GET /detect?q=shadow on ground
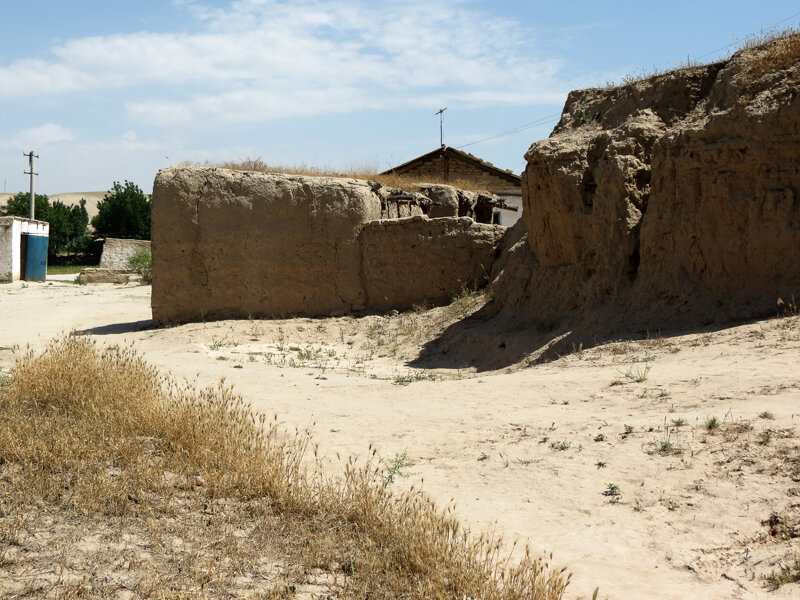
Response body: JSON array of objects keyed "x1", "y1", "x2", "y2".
[
  {"x1": 75, "y1": 320, "x2": 153, "y2": 336},
  {"x1": 407, "y1": 301, "x2": 778, "y2": 373}
]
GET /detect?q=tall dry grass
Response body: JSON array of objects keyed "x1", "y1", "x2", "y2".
[
  {"x1": 183, "y1": 157, "x2": 493, "y2": 194},
  {"x1": 602, "y1": 28, "x2": 800, "y2": 90},
  {"x1": 736, "y1": 28, "x2": 800, "y2": 85},
  {"x1": 0, "y1": 337, "x2": 572, "y2": 599}
]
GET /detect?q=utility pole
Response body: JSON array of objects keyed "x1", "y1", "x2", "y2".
[
  {"x1": 23, "y1": 151, "x2": 38, "y2": 220},
  {"x1": 435, "y1": 107, "x2": 447, "y2": 147}
]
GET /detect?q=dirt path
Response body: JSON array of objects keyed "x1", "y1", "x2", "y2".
[{"x1": 1, "y1": 278, "x2": 798, "y2": 599}]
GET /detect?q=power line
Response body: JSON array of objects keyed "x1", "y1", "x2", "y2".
[
  {"x1": 456, "y1": 112, "x2": 562, "y2": 149},
  {"x1": 455, "y1": 9, "x2": 800, "y2": 151},
  {"x1": 693, "y1": 10, "x2": 800, "y2": 62}
]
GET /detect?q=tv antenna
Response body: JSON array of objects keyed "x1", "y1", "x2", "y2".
[{"x1": 435, "y1": 107, "x2": 447, "y2": 147}]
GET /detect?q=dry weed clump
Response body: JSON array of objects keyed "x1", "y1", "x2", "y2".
[
  {"x1": 0, "y1": 336, "x2": 572, "y2": 599},
  {"x1": 736, "y1": 28, "x2": 800, "y2": 85},
  {"x1": 184, "y1": 157, "x2": 492, "y2": 195}
]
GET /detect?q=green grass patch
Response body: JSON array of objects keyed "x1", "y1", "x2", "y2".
[{"x1": 47, "y1": 264, "x2": 93, "y2": 275}]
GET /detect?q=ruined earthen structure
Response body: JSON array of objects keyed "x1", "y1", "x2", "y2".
[
  {"x1": 151, "y1": 168, "x2": 503, "y2": 325},
  {"x1": 488, "y1": 37, "x2": 800, "y2": 349},
  {"x1": 98, "y1": 238, "x2": 151, "y2": 270},
  {"x1": 152, "y1": 38, "x2": 800, "y2": 348},
  {"x1": 360, "y1": 216, "x2": 502, "y2": 312}
]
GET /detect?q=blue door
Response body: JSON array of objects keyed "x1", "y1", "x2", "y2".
[{"x1": 24, "y1": 234, "x2": 48, "y2": 281}]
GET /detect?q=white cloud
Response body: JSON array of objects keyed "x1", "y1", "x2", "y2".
[
  {"x1": 2, "y1": 123, "x2": 75, "y2": 149},
  {"x1": 122, "y1": 130, "x2": 138, "y2": 141},
  {"x1": 0, "y1": 1, "x2": 569, "y2": 125}
]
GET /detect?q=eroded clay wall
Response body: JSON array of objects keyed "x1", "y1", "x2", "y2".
[
  {"x1": 151, "y1": 168, "x2": 503, "y2": 324},
  {"x1": 152, "y1": 167, "x2": 381, "y2": 324},
  {"x1": 99, "y1": 238, "x2": 151, "y2": 270},
  {"x1": 494, "y1": 39, "x2": 800, "y2": 336},
  {"x1": 359, "y1": 216, "x2": 504, "y2": 312}
]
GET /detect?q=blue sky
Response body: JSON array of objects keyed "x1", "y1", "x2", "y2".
[{"x1": 2, "y1": 0, "x2": 799, "y2": 194}]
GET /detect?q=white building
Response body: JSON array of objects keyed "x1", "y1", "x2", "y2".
[{"x1": 0, "y1": 217, "x2": 50, "y2": 281}]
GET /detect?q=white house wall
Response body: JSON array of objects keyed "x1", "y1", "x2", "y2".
[{"x1": 0, "y1": 217, "x2": 50, "y2": 281}]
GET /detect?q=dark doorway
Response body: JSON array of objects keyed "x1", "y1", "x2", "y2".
[{"x1": 20, "y1": 233, "x2": 29, "y2": 280}]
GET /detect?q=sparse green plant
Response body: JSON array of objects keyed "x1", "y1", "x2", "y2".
[
  {"x1": 72, "y1": 275, "x2": 87, "y2": 285},
  {"x1": 478, "y1": 452, "x2": 490, "y2": 461},
  {"x1": 392, "y1": 370, "x2": 439, "y2": 385},
  {"x1": 380, "y1": 451, "x2": 415, "y2": 486},
  {"x1": 623, "y1": 425, "x2": 634, "y2": 435},
  {"x1": 595, "y1": 461, "x2": 607, "y2": 469},
  {"x1": 126, "y1": 248, "x2": 152, "y2": 284},
  {"x1": 621, "y1": 364, "x2": 651, "y2": 382},
  {"x1": 603, "y1": 483, "x2": 621, "y2": 503},
  {"x1": 659, "y1": 440, "x2": 678, "y2": 455},
  {"x1": 578, "y1": 93, "x2": 590, "y2": 124},
  {"x1": 759, "y1": 429, "x2": 773, "y2": 445},
  {"x1": 671, "y1": 418, "x2": 686, "y2": 427},
  {"x1": 447, "y1": 284, "x2": 485, "y2": 319},
  {"x1": 759, "y1": 411, "x2": 775, "y2": 420},
  {"x1": 550, "y1": 440, "x2": 571, "y2": 451},
  {"x1": 539, "y1": 436, "x2": 549, "y2": 444},
  {"x1": 705, "y1": 417, "x2": 720, "y2": 432},
  {"x1": 763, "y1": 557, "x2": 800, "y2": 590},
  {"x1": 593, "y1": 433, "x2": 606, "y2": 442}
]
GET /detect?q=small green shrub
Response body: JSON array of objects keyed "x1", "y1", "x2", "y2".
[
  {"x1": 127, "y1": 248, "x2": 152, "y2": 284},
  {"x1": 764, "y1": 557, "x2": 800, "y2": 589}
]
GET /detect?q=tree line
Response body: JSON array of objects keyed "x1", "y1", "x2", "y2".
[{"x1": 1, "y1": 181, "x2": 151, "y2": 260}]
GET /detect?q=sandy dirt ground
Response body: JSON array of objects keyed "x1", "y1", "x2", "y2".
[{"x1": 1, "y1": 277, "x2": 799, "y2": 599}]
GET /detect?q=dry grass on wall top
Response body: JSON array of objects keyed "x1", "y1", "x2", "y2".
[
  {"x1": 737, "y1": 28, "x2": 800, "y2": 85},
  {"x1": 0, "y1": 336, "x2": 573, "y2": 600},
  {"x1": 601, "y1": 28, "x2": 800, "y2": 90},
  {"x1": 181, "y1": 157, "x2": 494, "y2": 195}
]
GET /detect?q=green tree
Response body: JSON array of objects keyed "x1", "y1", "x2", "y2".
[
  {"x1": 1, "y1": 192, "x2": 49, "y2": 220},
  {"x1": 67, "y1": 199, "x2": 91, "y2": 253},
  {"x1": 48, "y1": 199, "x2": 91, "y2": 255},
  {"x1": 91, "y1": 181, "x2": 151, "y2": 240},
  {"x1": 2, "y1": 193, "x2": 91, "y2": 258}
]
